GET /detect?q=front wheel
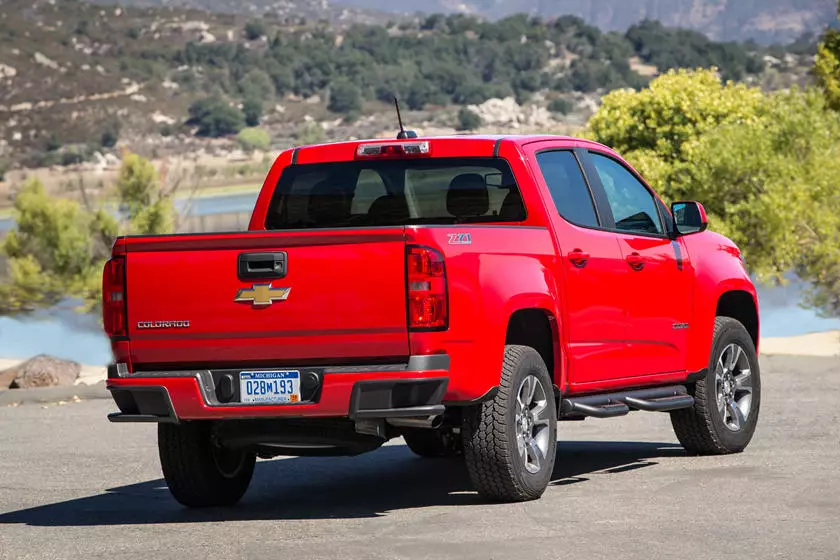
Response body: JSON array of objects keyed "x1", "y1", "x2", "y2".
[
  {"x1": 462, "y1": 345, "x2": 557, "y2": 502},
  {"x1": 158, "y1": 422, "x2": 256, "y2": 507},
  {"x1": 671, "y1": 317, "x2": 761, "y2": 455}
]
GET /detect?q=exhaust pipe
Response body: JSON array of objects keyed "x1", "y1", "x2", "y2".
[{"x1": 387, "y1": 415, "x2": 443, "y2": 430}]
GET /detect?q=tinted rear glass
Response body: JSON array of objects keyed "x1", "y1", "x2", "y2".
[{"x1": 265, "y1": 158, "x2": 526, "y2": 230}]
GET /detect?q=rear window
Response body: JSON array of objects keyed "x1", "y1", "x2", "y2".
[{"x1": 264, "y1": 158, "x2": 526, "y2": 230}]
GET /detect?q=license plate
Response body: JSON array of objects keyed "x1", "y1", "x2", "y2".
[{"x1": 239, "y1": 371, "x2": 301, "y2": 404}]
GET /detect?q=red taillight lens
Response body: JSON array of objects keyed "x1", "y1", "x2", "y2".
[
  {"x1": 406, "y1": 246, "x2": 447, "y2": 330},
  {"x1": 102, "y1": 257, "x2": 127, "y2": 338}
]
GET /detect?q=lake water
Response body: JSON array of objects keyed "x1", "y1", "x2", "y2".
[{"x1": 0, "y1": 192, "x2": 260, "y2": 234}]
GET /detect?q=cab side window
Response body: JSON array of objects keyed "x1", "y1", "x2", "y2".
[
  {"x1": 590, "y1": 152, "x2": 663, "y2": 235},
  {"x1": 535, "y1": 151, "x2": 599, "y2": 228}
]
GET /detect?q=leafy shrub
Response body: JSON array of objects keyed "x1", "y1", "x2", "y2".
[
  {"x1": 296, "y1": 122, "x2": 326, "y2": 146},
  {"x1": 244, "y1": 21, "x2": 267, "y2": 41},
  {"x1": 457, "y1": 107, "x2": 482, "y2": 131},
  {"x1": 187, "y1": 97, "x2": 246, "y2": 137},
  {"x1": 236, "y1": 127, "x2": 271, "y2": 151},
  {"x1": 548, "y1": 98, "x2": 574, "y2": 115},
  {"x1": 242, "y1": 98, "x2": 263, "y2": 127},
  {"x1": 328, "y1": 79, "x2": 363, "y2": 114},
  {"x1": 100, "y1": 123, "x2": 120, "y2": 148}
]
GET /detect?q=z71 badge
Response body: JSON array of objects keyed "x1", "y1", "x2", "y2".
[{"x1": 448, "y1": 233, "x2": 472, "y2": 245}]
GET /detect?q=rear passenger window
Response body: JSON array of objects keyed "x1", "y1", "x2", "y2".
[{"x1": 535, "y1": 151, "x2": 599, "y2": 228}]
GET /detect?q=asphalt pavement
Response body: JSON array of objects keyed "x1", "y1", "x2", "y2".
[{"x1": 1, "y1": 355, "x2": 838, "y2": 560}]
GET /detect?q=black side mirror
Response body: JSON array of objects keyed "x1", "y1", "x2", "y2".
[{"x1": 671, "y1": 201, "x2": 708, "y2": 236}]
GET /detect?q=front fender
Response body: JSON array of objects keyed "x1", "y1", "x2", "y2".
[{"x1": 683, "y1": 232, "x2": 758, "y2": 372}]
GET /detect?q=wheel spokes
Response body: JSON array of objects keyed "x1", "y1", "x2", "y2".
[
  {"x1": 717, "y1": 391, "x2": 727, "y2": 419},
  {"x1": 532, "y1": 401, "x2": 550, "y2": 427},
  {"x1": 517, "y1": 433, "x2": 527, "y2": 464},
  {"x1": 725, "y1": 344, "x2": 742, "y2": 372},
  {"x1": 518, "y1": 377, "x2": 532, "y2": 408},
  {"x1": 734, "y1": 370, "x2": 752, "y2": 394},
  {"x1": 727, "y1": 400, "x2": 745, "y2": 430},
  {"x1": 526, "y1": 438, "x2": 543, "y2": 472},
  {"x1": 525, "y1": 375, "x2": 537, "y2": 404}
]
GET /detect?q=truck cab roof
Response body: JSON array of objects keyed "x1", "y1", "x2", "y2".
[{"x1": 284, "y1": 134, "x2": 619, "y2": 166}]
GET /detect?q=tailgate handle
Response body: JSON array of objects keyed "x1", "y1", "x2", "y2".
[{"x1": 238, "y1": 252, "x2": 287, "y2": 279}]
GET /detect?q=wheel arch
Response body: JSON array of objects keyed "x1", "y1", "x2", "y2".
[
  {"x1": 504, "y1": 306, "x2": 563, "y2": 389},
  {"x1": 716, "y1": 290, "x2": 759, "y2": 350}
]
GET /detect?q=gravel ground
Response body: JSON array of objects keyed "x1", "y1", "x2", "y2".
[{"x1": 1, "y1": 355, "x2": 838, "y2": 560}]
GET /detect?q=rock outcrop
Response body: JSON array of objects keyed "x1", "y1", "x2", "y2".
[{"x1": 2, "y1": 355, "x2": 81, "y2": 389}]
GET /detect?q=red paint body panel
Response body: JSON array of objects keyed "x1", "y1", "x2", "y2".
[
  {"x1": 613, "y1": 233, "x2": 692, "y2": 377},
  {"x1": 124, "y1": 229, "x2": 410, "y2": 366},
  {"x1": 106, "y1": 134, "x2": 759, "y2": 419}
]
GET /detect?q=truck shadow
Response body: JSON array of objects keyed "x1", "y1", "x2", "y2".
[{"x1": 0, "y1": 440, "x2": 684, "y2": 526}]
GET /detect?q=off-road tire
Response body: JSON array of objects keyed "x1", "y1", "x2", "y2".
[
  {"x1": 462, "y1": 345, "x2": 557, "y2": 502},
  {"x1": 671, "y1": 317, "x2": 761, "y2": 455},
  {"x1": 158, "y1": 422, "x2": 256, "y2": 507},
  {"x1": 403, "y1": 428, "x2": 463, "y2": 458}
]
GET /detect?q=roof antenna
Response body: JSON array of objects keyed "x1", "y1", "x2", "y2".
[{"x1": 394, "y1": 97, "x2": 417, "y2": 139}]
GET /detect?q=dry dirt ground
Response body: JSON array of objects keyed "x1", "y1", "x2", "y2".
[{"x1": 0, "y1": 354, "x2": 838, "y2": 560}]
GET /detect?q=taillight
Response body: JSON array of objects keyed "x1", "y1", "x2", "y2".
[
  {"x1": 406, "y1": 246, "x2": 447, "y2": 331},
  {"x1": 102, "y1": 257, "x2": 127, "y2": 338}
]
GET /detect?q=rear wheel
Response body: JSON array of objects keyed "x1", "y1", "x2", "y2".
[
  {"x1": 403, "y1": 428, "x2": 462, "y2": 458},
  {"x1": 158, "y1": 422, "x2": 256, "y2": 507},
  {"x1": 671, "y1": 317, "x2": 761, "y2": 455},
  {"x1": 462, "y1": 345, "x2": 557, "y2": 502}
]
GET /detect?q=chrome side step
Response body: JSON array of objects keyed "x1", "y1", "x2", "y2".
[{"x1": 560, "y1": 385, "x2": 694, "y2": 419}]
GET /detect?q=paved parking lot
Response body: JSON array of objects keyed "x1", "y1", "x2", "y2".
[{"x1": 1, "y1": 355, "x2": 838, "y2": 560}]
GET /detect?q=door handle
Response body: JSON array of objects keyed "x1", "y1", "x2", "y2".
[
  {"x1": 626, "y1": 252, "x2": 646, "y2": 271},
  {"x1": 568, "y1": 249, "x2": 590, "y2": 268},
  {"x1": 238, "y1": 252, "x2": 288, "y2": 279}
]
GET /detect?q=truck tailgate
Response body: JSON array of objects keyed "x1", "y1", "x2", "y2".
[{"x1": 123, "y1": 229, "x2": 408, "y2": 367}]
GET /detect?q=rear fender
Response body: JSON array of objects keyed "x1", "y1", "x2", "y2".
[
  {"x1": 502, "y1": 295, "x2": 565, "y2": 389},
  {"x1": 408, "y1": 227, "x2": 560, "y2": 403}
]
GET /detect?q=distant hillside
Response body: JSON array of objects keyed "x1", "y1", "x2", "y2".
[
  {"x1": 0, "y1": 0, "x2": 816, "y2": 173},
  {"x1": 84, "y1": 0, "x2": 838, "y2": 43},
  {"x1": 338, "y1": 0, "x2": 838, "y2": 43}
]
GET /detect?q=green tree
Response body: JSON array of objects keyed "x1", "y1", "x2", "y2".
[
  {"x1": 587, "y1": 69, "x2": 840, "y2": 315},
  {"x1": 239, "y1": 69, "x2": 274, "y2": 103},
  {"x1": 0, "y1": 154, "x2": 175, "y2": 312},
  {"x1": 100, "y1": 121, "x2": 120, "y2": 148},
  {"x1": 457, "y1": 107, "x2": 482, "y2": 131},
  {"x1": 296, "y1": 122, "x2": 326, "y2": 146},
  {"x1": 815, "y1": 1, "x2": 840, "y2": 111},
  {"x1": 236, "y1": 127, "x2": 271, "y2": 152},
  {"x1": 680, "y1": 90, "x2": 840, "y2": 313},
  {"x1": 587, "y1": 68, "x2": 765, "y2": 177},
  {"x1": 548, "y1": 98, "x2": 574, "y2": 115},
  {"x1": 0, "y1": 179, "x2": 116, "y2": 312},
  {"x1": 328, "y1": 79, "x2": 363, "y2": 114},
  {"x1": 187, "y1": 97, "x2": 246, "y2": 137},
  {"x1": 242, "y1": 97, "x2": 263, "y2": 127},
  {"x1": 244, "y1": 20, "x2": 267, "y2": 41}
]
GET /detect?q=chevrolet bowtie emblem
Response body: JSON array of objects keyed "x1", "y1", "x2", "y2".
[{"x1": 234, "y1": 283, "x2": 291, "y2": 307}]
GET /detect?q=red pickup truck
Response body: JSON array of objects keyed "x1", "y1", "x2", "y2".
[{"x1": 103, "y1": 134, "x2": 760, "y2": 507}]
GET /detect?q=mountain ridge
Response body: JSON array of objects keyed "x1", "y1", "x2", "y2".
[
  {"x1": 329, "y1": 0, "x2": 837, "y2": 43},
  {"x1": 84, "y1": 0, "x2": 837, "y2": 42}
]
